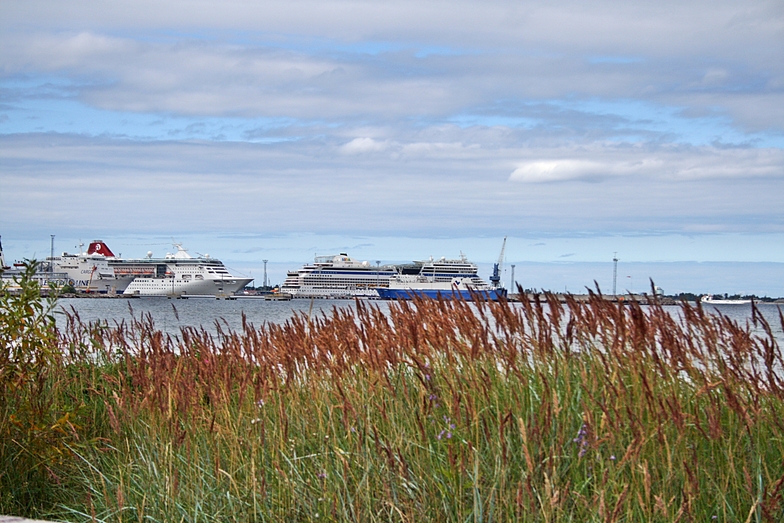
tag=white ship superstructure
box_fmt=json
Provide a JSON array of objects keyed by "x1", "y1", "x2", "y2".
[
  {"x1": 397, "y1": 253, "x2": 482, "y2": 282},
  {"x1": 48, "y1": 249, "x2": 117, "y2": 293},
  {"x1": 281, "y1": 253, "x2": 397, "y2": 298}
]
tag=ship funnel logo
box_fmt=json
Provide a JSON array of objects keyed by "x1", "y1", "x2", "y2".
[{"x1": 87, "y1": 241, "x2": 116, "y2": 257}]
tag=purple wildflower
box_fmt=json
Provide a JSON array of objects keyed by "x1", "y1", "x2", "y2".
[
  {"x1": 437, "y1": 417, "x2": 455, "y2": 441},
  {"x1": 574, "y1": 423, "x2": 589, "y2": 457}
]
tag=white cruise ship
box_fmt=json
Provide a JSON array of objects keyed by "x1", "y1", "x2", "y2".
[
  {"x1": 86, "y1": 240, "x2": 252, "y2": 297},
  {"x1": 281, "y1": 253, "x2": 397, "y2": 298}
]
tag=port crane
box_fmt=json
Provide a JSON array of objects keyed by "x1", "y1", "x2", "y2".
[
  {"x1": 489, "y1": 236, "x2": 507, "y2": 288},
  {"x1": 85, "y1": 264, "x2": 98, "y2": 293}
]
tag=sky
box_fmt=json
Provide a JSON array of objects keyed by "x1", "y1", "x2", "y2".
[{"x1": 1, "y1": 1, "x2": 783, "y2": 295}]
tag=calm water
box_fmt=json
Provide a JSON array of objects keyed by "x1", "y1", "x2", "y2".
[
  {"x1": 668, "y1": 301, "x2": 784, "y2": 341},
  {"x1": 54, "y1": 297, "x2": 784, "y2": 342},
  {"x1": 55, "y1": 296, "x2": 392, "y2": 335}
]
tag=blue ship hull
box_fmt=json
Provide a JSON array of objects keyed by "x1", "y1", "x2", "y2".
[{"x1": 376, "y1": 288, "x2": 507, "y2": 301}]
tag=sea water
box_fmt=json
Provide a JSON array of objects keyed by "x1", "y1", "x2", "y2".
[
  {"x1": 54, "y1": 296, "x2": 387, "y2": 336},
  {"x1": 54, "y1": 297, "x2": 783, "y2": 342}
]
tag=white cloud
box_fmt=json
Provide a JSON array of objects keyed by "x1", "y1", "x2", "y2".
[
  {"x1": 340, "y1": 137, "x2": 390, "y2": 154},
  {"x1": 511, "y1": 160, "x2": 615, "y2": 182},
  {"x1": 510, "y1": 147, "x2": 784, "y2": 183}
]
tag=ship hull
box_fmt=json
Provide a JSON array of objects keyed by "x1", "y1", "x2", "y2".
[
  {"x1": 122, "y1": 276, "x2": 253, "y2": 297},
  {"x1": 283, "y1": 288, "x2": 382, "y2": 299},
  {"x1": 701, "y1": 299, "x2": 751, "y2": 305},
  {"x1": 701, "y1": 295, "x2": 751, "y2": 305},
  {"x1": 377, "y1": 288, "x2": 507, "y2": 301}
]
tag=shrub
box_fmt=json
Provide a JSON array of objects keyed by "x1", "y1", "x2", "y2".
[{"x1": 0, "y1": 261, "x2": 84, "y2": 515}]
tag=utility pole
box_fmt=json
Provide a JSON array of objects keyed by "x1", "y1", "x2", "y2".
[
  {"x1": 50, "y1": 235, "x2": 55, "y2": 277},
  {"x1": 510, "y1": 264, "x2": 515, "y2": 293},
  {"x1": 376, "y1": 261, "x2": 381, "y2": 289},
  {"x1": 262, "y1": 259, "x2": 268, "y2": 289},
  {"x1": 612, "y1": 252, "x2": 618, "y2": 296}
]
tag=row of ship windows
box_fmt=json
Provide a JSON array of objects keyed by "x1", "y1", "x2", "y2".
[
  {"x1": 301, "y1": 277, "x2": 460, "y2": 283},
  {"x1": 134, "y1": 275, "x2": 204, "y2": 281},
  {"x1": 302, "y1": 273, "x2": 474, "y2": 278},
  {"x1": 293, "y1": 274, "x2": 474, "y2": 281},
  {"x1": 303, "y1": 279, "x2": 389, "y2": 284}
]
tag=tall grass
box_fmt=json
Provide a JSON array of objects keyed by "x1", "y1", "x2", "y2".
[{"x1": 2, "y1": 271, "x2": 784, "y2": 521}]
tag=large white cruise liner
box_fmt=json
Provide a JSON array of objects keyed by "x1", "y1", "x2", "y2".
[
  {"x1": 281, "y1": 253, "x2": 397, "y2": 298},
  {"x1": 85, "y1": 240, "x2": 252, "y2": 297}
]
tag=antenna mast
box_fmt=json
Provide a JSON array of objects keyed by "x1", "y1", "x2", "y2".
[
  {"x1": 612, "y1": 252, "x2": 618, "y2": 296},
  {"x1": 510, "y1": 264, "x2": 516, "y2": 293}
]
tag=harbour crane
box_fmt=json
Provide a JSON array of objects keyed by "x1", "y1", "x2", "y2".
[
  {"x1": 489, "y1": 236, "x2": 507, "y2": 288},
  {"x1": 85, "y1": 264, "x2": 98, "y2": 294}
]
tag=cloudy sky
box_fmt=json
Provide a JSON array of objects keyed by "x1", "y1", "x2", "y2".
[{"x1": 1, "y1": 1, "x2": 783, "y2": 294}]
